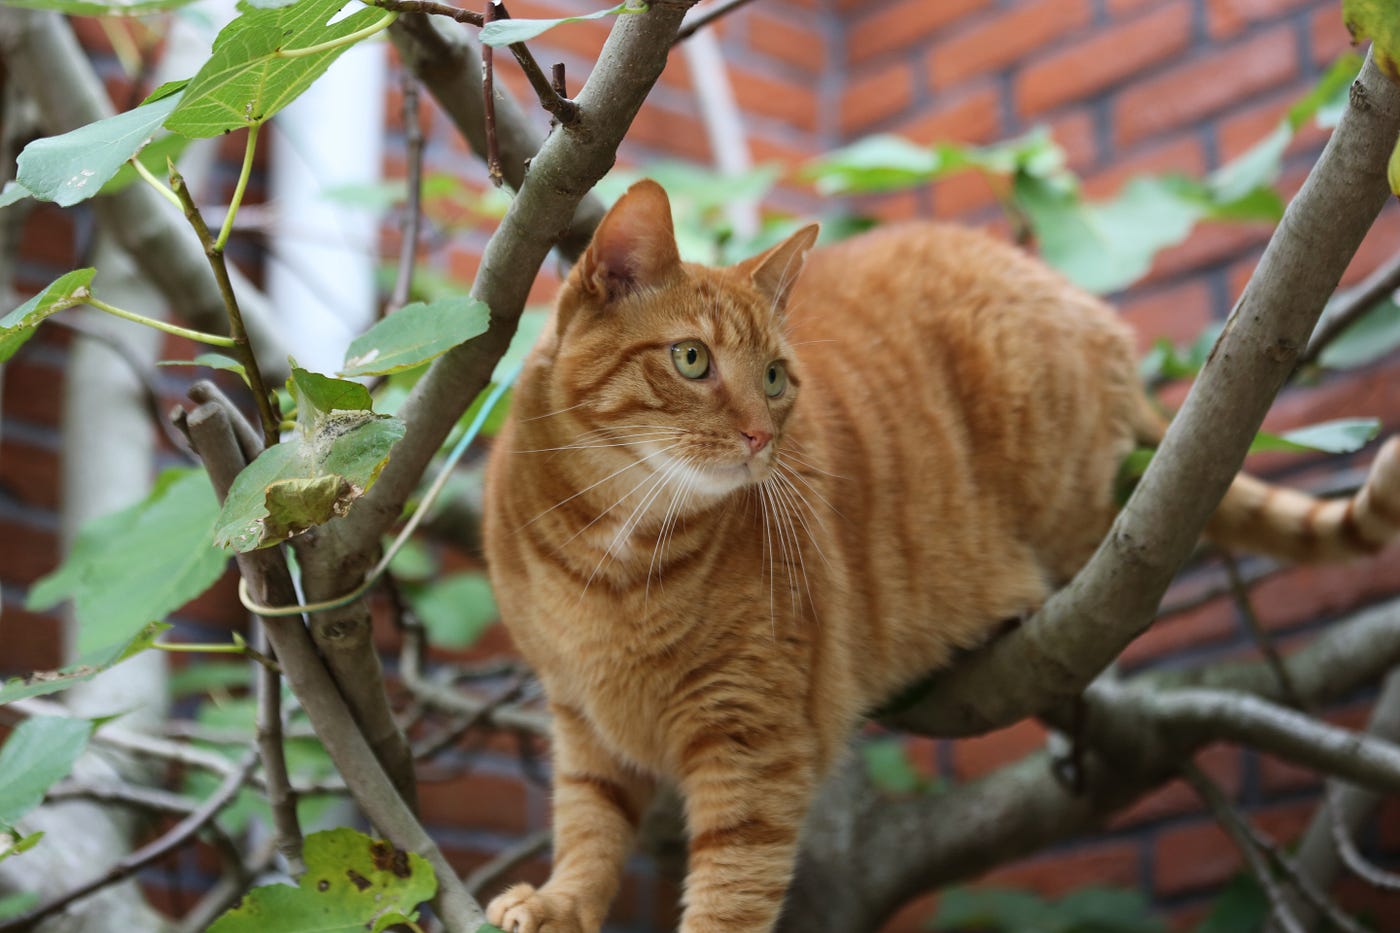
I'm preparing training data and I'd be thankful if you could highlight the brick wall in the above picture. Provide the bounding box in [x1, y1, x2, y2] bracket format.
[5, 0, 1400, 929]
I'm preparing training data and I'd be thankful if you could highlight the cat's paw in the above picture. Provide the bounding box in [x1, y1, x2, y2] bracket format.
[486, 883, 592, 933]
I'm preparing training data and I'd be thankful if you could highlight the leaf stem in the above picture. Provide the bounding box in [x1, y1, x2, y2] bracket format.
[153, 638, 280, 672]
[85, 296, 238, 347]
[277, 10, 397, 59]
[130, 156, 183, 211]
[216, 124, 259, 253]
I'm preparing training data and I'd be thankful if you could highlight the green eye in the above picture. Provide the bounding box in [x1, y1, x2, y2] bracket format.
[764, 361, 788, 398]
[672, 340, 711, 379]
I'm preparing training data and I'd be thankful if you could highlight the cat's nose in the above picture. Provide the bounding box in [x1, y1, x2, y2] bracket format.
[741, 428, 772, 454]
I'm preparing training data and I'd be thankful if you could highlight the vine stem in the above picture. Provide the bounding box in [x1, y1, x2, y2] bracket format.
[216, 124, 258, 253]
[85, 295, 237, 347]
[277, 9, 396, 58]
[169, 164, 281, 448]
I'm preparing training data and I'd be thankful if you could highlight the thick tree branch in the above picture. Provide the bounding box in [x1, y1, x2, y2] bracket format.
[888, 53, 1400, 737]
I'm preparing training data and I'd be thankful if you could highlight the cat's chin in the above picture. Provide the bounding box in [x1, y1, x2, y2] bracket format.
[686, 459, 770, 498]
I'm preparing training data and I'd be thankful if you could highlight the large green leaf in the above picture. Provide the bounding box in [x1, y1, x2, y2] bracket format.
[479, 0, 644, 46]
[1249, 417, 1381, 455]
[0, 892, 39, 919]
[0, 623, 168, 706]
[166, 0, 390, 138]
[0, 716, 91, 831]
[340, 296, 489, 377]
[7, 92, 183, 208]
[0, 269, 95, 364]
[1344, 0, 1400, 81]
[28, 468, 225, 654]
[208, 828, 435, 932]
[214, 368, 405, 551]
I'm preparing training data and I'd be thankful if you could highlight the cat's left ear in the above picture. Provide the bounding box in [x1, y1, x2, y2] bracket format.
[737, 223, 820, 313]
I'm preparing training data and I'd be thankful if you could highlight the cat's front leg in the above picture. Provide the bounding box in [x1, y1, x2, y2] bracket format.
[676, 729, 818, 933]
[488, 703, 654, 933]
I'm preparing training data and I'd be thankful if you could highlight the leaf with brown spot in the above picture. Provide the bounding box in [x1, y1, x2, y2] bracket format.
[1343, 0, 1400, 81]
[208, 828, 435, 932]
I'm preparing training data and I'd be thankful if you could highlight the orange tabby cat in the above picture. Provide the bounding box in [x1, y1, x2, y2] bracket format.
[481, 180, 1400, 933]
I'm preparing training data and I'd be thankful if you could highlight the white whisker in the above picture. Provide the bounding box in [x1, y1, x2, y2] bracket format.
[516, 443, 681, 532]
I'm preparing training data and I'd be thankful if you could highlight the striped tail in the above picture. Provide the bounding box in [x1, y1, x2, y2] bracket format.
[1206, 437, 1400, 563]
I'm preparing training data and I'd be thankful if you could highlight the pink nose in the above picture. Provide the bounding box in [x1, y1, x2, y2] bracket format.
[741, 429, 772, 454]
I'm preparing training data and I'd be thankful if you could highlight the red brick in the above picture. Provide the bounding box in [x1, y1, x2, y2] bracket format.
[1082, 134, 1209, 200]
[1143, 221, 1272, 286]
[2, 357, 65, 428]
[1048, 108, 1098, 172]
[627, 103, 711, 162]
[729, 63, 819, 133]
[896, 84, 1002, 145]
[1215, 86, 1334, 165]
[418, 768, 532, 835]
[1110, 745, 1242, 829]
[177, 567, 244, 630]
[880, 892, 938, 933]
[505, 0, 610, 60]
[384, 74, 437, 138]
[1015, 3, 1193, 117]
[1118, 279, 1216, 353]
[0, 438, 59, 511]
[841, 61, 915, 135]
[1256, 751, 1320, 796]
[1311, 4, 1356, 66]
[1247, 547, 1400, 634]
[932, 171, 1002, 220]
[1205, 0, 1315, 39]
[951, 719, 1047, 781]
[18, 204, 77, 270]
[0, 516, 59, 586]
[0, 604, 63, 674]
[1105, 0, 1155, 13]
[858, 190, 924, 223]
[848, 0, 991, 65]
[979, 840, 1141, 896]
[1341, 205, 1400, 288]
[930, 0, 1093, 89]
[1114, 26, 1300, 148]
[1153, 819, 1236, 895]
[1119, 595, 1237, 669]
[747, 10, 827, 74]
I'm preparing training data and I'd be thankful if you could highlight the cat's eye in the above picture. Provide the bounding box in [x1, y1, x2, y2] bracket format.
[764, 361, 788, 398]
[672, 340, 711, 379]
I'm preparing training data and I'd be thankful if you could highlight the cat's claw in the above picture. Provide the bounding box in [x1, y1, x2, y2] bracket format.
[486, 883, 591, 933]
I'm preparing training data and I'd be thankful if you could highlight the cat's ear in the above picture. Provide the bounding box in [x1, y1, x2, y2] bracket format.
[578, 179, 682, 302]
[738, 223, 820, 312]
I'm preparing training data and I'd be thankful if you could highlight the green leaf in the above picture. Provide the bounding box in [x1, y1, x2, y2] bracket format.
[479, 0, 645, 46]
[0, 716, 91, 830]
[208, 828, 436, 932]
[0, 831, 43, 865]
[166, 0, 391, 138]
[0, 180, 31, 209]
[99, 133, 191, 197]
[340, 296, 490, 377]
[169, 662, 254, 697]
[1056, 887, 1164, 932]
[860, 737, 937, 797]
[1193, 874, 1267, 933]
[1344, 0, 1400, 82]
[405, 573, 497, 649]
[28, 468, 226, 654]
[931, 887, 1052, 931]
[158, 352, 248, 381]
[0, 268, 96, 363]
[13, 92, 183, 208]
[1389, 133, 1400, 199]
[0, 623, 168, 706]
[0, 0, 197, 14]
[0, 891, 38, 918]
[213, 368, 405, 551]
[1115, 445, 1155, 505]
[802, 134, 941, 195]
[1249, 417, 1381, 455]
[1318, 297, 1400, 369]
[1286, 52, 1363, 130]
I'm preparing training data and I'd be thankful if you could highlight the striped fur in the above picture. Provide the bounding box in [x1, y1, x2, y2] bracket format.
[482, 181, 1400, 933]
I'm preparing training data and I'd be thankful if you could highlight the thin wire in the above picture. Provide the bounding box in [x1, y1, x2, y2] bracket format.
[238, 361, 523, 617]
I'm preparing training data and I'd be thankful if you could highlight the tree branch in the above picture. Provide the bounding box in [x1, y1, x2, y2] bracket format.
[1301, 247, 1400, 365]
[887, 53, 1400, 737]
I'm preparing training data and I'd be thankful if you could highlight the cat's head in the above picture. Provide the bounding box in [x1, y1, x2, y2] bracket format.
[542, 179, 819, 497]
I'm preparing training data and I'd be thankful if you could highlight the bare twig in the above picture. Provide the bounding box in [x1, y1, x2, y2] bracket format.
[482, 0, 503, 187]
[673, 0, 761, 43]
[388, 69, 426, 314]
[493, 2, 579, 125]
[1301, 248, 1400, 365]
[1184, 764, 1307, 933]
[399, 620, 551, 735]
[551, 62, 566, 98]
[465, 829, 552, 898]
[1219, 548, 1302, 707]
[0, 752, 258, 931]
[1326, 783, 1400, 891]
[255, 625, 304, 875]
[373, 0, 484, 24]
[45, 780, 199, 816]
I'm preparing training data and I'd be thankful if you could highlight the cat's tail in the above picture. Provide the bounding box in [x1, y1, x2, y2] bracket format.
[1129, 394, 1400, 562]
[1207, 437, 1400, 563]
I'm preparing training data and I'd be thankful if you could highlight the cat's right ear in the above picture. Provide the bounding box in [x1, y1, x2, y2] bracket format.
[577, 179, 682, 303]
